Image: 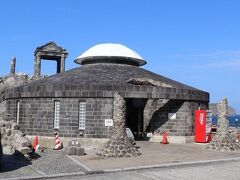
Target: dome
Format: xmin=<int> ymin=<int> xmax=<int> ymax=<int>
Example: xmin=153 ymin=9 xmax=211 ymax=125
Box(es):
xmin=74 ymin=43 xmax=147 ymax=66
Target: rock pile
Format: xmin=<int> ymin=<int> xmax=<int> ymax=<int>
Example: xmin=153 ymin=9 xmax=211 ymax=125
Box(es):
xmin=206 ymin=98 xmax=240 ymax=151
xmin=0 ymin=73 xmax=33 ymax=156
xmin=0 ymin=74 xmax=29 ymax=102
xmin=97 ymin=93 xmax=141 ymax=157
xmin=0 ymin=119 xmax=32 ymax=155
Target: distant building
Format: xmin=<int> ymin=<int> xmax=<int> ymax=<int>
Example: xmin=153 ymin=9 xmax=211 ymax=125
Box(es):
xmin=5 ymin=42 xmax=209 ymax=144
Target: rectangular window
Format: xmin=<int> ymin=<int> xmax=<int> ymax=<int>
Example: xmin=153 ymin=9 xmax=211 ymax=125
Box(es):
xmin=16 ymin=101 xmax=20 ymax=124
xmin=78 ymin=101 xmax=86 ymax=130
xmin=54 ymin=101 xmax=60 ymax=129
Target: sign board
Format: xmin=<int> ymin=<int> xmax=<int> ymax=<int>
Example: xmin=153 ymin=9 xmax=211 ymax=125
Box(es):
xmin=168 ymin=113 xmax=176 ymax=120
xmin=105 ymin=119 xmax=113 ymax=126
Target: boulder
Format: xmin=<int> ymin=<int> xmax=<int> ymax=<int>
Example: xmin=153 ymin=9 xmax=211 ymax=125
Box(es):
xmin=17 ymin=147 xmax=32 ymax=155
xmin=15 ymin=136 xmax=31 ymax=148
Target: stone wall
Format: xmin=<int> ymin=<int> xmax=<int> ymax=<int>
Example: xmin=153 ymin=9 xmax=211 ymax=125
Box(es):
xmin=6 ymin=96 xmax=207 ymax=140
xmin=145 ymin=99 xmax=208 ymax=136
xmin=6 ymin=98 xmax=113 ymax=138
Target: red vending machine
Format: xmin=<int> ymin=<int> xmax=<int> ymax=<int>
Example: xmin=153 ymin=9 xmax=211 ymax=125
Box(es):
xmin=195 ymin=110 xmax=212 ymax=143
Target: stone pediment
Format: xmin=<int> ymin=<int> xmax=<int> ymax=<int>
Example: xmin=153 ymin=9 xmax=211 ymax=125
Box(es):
xmin=42 ymin=42 xmax=60 ymax=51
xmin=35 ymin=42 xmax=67 ymax=54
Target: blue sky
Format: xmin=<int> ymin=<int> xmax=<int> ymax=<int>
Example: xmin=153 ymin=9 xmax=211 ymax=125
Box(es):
xmin=0 ymin=1 xmax=240 ymax=112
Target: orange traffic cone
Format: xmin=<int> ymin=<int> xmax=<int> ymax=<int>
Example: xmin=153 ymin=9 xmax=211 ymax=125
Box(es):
xmin=32 ymin=135 xmax=39 ymax=151
xmin=54 ymin=134 xmax=62 ymax=150
xmin=160 ymin=132 xmax=169 ymax=144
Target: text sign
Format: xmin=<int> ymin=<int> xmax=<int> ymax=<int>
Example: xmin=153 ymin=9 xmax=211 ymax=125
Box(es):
xmin=168 ymin=113 xmax=176 ymax=120
xmin=105 ymin=119 xmax=113 ymax=126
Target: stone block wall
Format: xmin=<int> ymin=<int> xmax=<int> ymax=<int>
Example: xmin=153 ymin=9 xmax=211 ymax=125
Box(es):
xmin=84 ymin=98 xmax=113 ymax=138
xmin=6 ymin=96 xmax=208 ymax=139
xmin=6 ymin=98 xmax=113 ymax=138
xmin=147 ymin=99 xmax=208 ymax=136
xmin=6 ymin=99 xmax=17 ymax=122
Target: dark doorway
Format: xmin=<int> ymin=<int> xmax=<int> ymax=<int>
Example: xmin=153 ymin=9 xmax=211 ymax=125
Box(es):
xmin=126 ymin=98 xmax=147 ymax=140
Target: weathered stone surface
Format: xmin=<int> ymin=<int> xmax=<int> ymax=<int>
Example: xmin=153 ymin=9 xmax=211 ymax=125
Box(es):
xmin=0 ymin=119 xmax=32 ymax=155
xmin=10 ymin=57 xmax=16 ymax=75
xmin=6 ymin=129 xmax=12 ymax=136
xmin=76 ymin=147 xmax=85 ymax=156
xmin=0 ymin=129 xmax=2 ymax=161
xmin=97 ymin=92 xmax=141 ymax=158
xmin=68 ymin=140 xmax=81 ymax=147
xmin=127 ymin=78 xmax=172 ymax=88
xmin=0 ymin=120 xmax=5 ymax=127
xmin=67 ymin=146 xmax=76 ymax=155
xmin=18 ymin=146 xmax=32 ymax=155
xmin=5 ymin=122 xmax=12 ymax=129
xmin=207 ymin=98 xmax=240 ymax=151
xmin=209 ymin=103 xmax=237 ymax=116
xmin=13 ymin=130 xmax=25 ymax=137
xmin=15 ymin=136 xmax=31 ymax=148
xmin=0 ymin=74 xmax=29 ymax=102
xmin=126 ymin=128 xmax=135 ymax=145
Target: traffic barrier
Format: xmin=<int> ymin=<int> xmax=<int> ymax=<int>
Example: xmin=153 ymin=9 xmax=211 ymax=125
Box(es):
xmin=54 ymin=134 xmax=62 ymax=150
xmin=32 ymin=135 xmax=39 ymax=151
xmin=160 ymin=132 xmax=169 ymax=144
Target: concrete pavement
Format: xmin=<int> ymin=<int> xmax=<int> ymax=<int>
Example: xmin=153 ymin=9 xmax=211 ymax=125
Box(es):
xmin=73 ymin=142 xmax=240 ymax=171
xmin=1 ymin=142 xmax=240 ymax=180
xmin=55 ymin=160 xmax=240 ymax=180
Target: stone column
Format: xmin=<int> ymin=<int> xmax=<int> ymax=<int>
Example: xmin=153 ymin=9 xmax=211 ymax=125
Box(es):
xmin=60 ymin=54 xmax=66 ymax=73
xmin=10 ymin=57 xmax=16 ymax=75
xmin=206 ymin=98 xmax=240 ymax=151
xmin=34 ymin=53 xmax=41 ymax=77
xmin=97 ymin=92 xmax=141 ymax=158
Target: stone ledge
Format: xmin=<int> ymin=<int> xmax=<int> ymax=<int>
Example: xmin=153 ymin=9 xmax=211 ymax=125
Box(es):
xmin=26 ymin=135 xmax=109 ymax=149
xmin=149 ymin=135 xmax=194 ymax=144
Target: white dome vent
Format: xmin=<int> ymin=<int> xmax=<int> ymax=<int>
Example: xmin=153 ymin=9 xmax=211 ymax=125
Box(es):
xmin=74 ymin=43 xmax=146 ymax=66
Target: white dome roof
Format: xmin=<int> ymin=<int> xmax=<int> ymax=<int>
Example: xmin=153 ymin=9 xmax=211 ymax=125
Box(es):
xmin=74 ymin=43 xmax=146 ymax=66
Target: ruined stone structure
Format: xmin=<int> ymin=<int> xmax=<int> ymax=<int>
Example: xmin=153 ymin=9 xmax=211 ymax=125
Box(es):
xmin=97 ymin=93 xmax=141 ymax=157
xmin=0 ymin=119 xmax=32 ymax=155
xmin=34 ymin=42 xmax=68 ymax=78
xmin=0 ymin=74 xmax=32 ymax=155
xmin=10 ymin=57 xmax=16 ymax=75
xmin=5 ymin=43 xmax=209 ymax=144
xmin=207 ymin=98 xmax=240 ymax=151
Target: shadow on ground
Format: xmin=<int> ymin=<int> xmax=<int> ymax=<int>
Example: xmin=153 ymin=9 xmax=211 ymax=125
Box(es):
xmin=0 ymin=154 xmax=32 ymax=172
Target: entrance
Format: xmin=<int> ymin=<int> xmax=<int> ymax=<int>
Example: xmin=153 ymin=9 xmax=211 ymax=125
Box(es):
xmin=126 ymin=98 xmax=147 ymax=140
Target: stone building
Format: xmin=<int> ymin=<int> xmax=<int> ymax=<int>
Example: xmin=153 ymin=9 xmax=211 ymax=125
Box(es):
xmin=5 ymin=42 xmax=209 ymax=144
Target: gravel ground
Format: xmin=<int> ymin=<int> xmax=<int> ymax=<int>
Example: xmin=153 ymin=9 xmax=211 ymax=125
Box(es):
xmin=30 ymin=149 xmax=87 ymax=175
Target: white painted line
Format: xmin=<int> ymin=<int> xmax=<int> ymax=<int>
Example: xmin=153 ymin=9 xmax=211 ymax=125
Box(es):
xmin=67 ymin=155 xmax=93 ymax=172
xmin=104 ymin=157 xmax=240 ymax=173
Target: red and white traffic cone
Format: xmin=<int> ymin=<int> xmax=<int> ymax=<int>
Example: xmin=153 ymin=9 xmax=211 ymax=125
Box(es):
xmin=160 ymin=132 xmax=169 ymax=144
xmin=54 ymin=134 xmax=62 ymax=150
xmin=32 ymin=135 xmax=39 ymax=151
